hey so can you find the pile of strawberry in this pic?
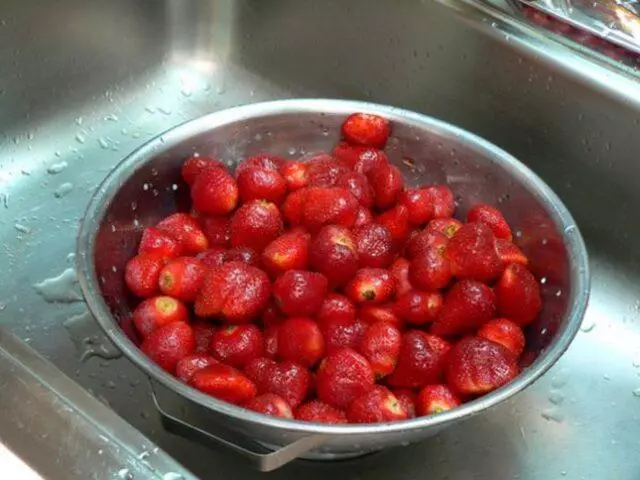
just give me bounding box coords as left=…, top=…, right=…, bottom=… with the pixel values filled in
left=124, top=112, right=542, bottom=424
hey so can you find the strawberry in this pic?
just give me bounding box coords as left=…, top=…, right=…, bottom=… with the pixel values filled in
left=359, top=303, right=402, bottom=329
left=229, top=200, right=283, bottom=252
left=358, top=321, right=402, bottom=378
left=194, top=262, right=271, bottom=324
left=261, top=230, right=310, bottom=278
left=425, top=218, right=462, bottom=239
left=244, top=357, right=277, bottom=386
left=393, top=290, right=443, bottom=326
left=191, top=364, right=257, bottom=404
left=156, top=213, right=209, bottom=255
left=347, top=386, right=408, bottom=423
left=353, top=206, right=374, bottom=228
left=211, top=325, right=264, bottom=367
left=317, top=293, right=357, bottom=325
left=277, top=317, right=325, bottom=367
left=387, top=331, right=450, bottom=389
left=196, top=247, right=227, bottom=268
left=306, top=154, right=350, bottom=187
left=181, top=155, right=226, bottom=185
left=316, top=348, right=375, bottom=409
left=141, top=322, right=195, bottom=374
left=308, top=225, right=358, bottom=287
left=158, top=257, right=206, bottom=302
left=282, top=188, right=309, bottom=226
left=336, top=172, right=375, bottom=208
left=295, top=400, right=347, bottom=424
left=332, top=142, right=370, bottom=169
left=409, top=246, right=452, bottom=291
left=446, top=222, right=502, bottom=282
left=224, top=246, right=260, bottom=267
left=399, top=188, right=434, bottom=225
left=320, top=317, right=368, bottom=354
left=257, top=360, right=312, bottom=408
left=376, top=204, right=411, bottom=248
left=495, top=239, right=528, bottom=267
left=138, top=227, right=183, bottom=258
left=272, top=270, right=328, bottom=317
left=301, top=187, right=359, bottom=232
left=198, top=215, right=230, bottom=248
left=494, top=264, right=542, bottom=326
left=406, top=230, right=449, bottom=259
left=176, top=354, right=219, bottom=383
left=444, top=336, right=518, bottom=396
left=279, top=161, right=309, bottom=191
left=125, top=252, right=166, bottom=298
left=243, top=393, right=293, bottom=418
left=416, top=385, right=461, bottom=415
left=422, top=185, right=455, bottom=219
left=478, top=318, right=526, bottom=356
left=341, top=112, right=390, bottom=148
left=192, top=320, right=216, bottom=354
left=353, top=149, right=390, bottom=176
left=369, top=163, right=404, bottom=210
left=237, top=166, right=287, bottom=204
left=191, top=167, right=239, bottom=216
left=344, top=268, right=397, bottom=305
left=354, top=223, right=394, bottom=268
left=132, top=296, right=188, bottom=337
left=467, top=204, right=512, bottom=241
left=263, top=326, right=279, bottom=359
left=393, top=389, right=417, bottom=418
left=431, top=280, right=496, bottom=337
left=389, top=258, right=413, bottom=296
left=235, top=154, right=284, bottom=176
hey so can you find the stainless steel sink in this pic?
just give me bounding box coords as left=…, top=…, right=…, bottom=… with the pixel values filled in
left=1, top=0, right=640, bottom=478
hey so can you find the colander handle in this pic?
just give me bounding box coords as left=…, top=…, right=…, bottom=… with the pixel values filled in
left=150, top=383, right=329, bottom=472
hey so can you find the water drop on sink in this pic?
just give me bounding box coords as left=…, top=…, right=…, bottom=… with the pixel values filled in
left=117, top=468, right=134, bottom=480
left=47, top=161, right=68, bottom=174
left=181, top=87, right=192, bottom=97
left=158, top=106, right=172, bottom=115
left=14, top=223, right=30, bottom=234
left=54, top=182, right=74, bottom=198
left=63, top=310, right=122, bottom=362
left=75, top=133, right=85, bottom=144
left=580, top=320, right=596, bottom=333
left=541, top=408, right=564, bottom=423
left=34, top=268, right=82, bottom=303
left=98, top=137, right=109, bottom=149
left=163, top=473, right=185, bottom=480
left=548, top=392, right=564, bottom=405
left=632, top=388, right=640, bottom=397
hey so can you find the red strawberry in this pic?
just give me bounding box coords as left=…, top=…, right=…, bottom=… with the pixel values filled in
left=263, top=326, right=279, bottom=359
left=243, top=393, right=293, bottom=418
left=423, top=185, right=455, bottom=219
left=320, top=317, right=368, bottom=354
left=317, top=293, right=356, bottom=325
left=354, top=223, right=394, bottom=268
left=446, top=222, right=502, bottom=282
left=196, top=247, right=227, bottom=268
left=445, top=336, right=518, bottom=395
left=192, top=320, right=216, bottom=354
left=495, top=239, right=528, bottom=267
left=406, top=230, right=449, bottom=259
left=156, top=213, right=209, bottom=255
left=262, top=230, right=310, bottom=277
left=347, top=386, right=408, bottom=423
left=125, top=253, right=166, bottom=298
left=139, top=227, right=183, bottom=258
left=306, top=154, right=350, bottom=187
left=336, top=172, right=374, bottom=208
left=211, top=325, right=264, bottom=367
left=273, top=270, right=328, bottom=317
left=191, top=364, right=257, bottom=404
left=277, top=317, right=325, bottom=367
left=431, top=280, right=496, bottom=336
left=235, top=154, right=284, bottom=176
left=261, top=301, right=285, bottom=328
left=425, top=218, right=462, bottom=239
left=237, top=166, right=287, bottom=204
left=359, top=303, right=402, bottom=329
left=332, top=142, right=370, bottom=169
left=279, top=161, right=309, bottom=191
left=399, top=188, right=434, bottom=225
left=141, top=322, right=195, bottom=374
left=181, top=155, right=226, bottom=185
left=224, top=246, right=260, bottom=267
left=387, top=331, right=450, bottom=389
left=344, top=268, right=397, bottom=305
left=416, top=385, right=461, bottom=415
left=389, top=258, right=413, bottom=296
left=369, top=163, right=404, bottom=210
left=229, top=200, right=283, bottom=252
left=244, top=357, right=277, bottom=386
left=194, top=262, right=271, bottom=324
left=308, top=225, right=358, bottom=287
left=301, top=187, right=359, bottom=232
left=494, top=264, right=542, bottom=326
left=316, top=348, right=375, bottom=409
left=295, top=400, right=347, bottom=424
left=258, top=360, right=312, bottom=408
left=132, top=296, right=188, bottom=337
left=393, top=290, right=443, bottom=326
left=158, top=257, right=206, bottom=302
left=358, top=321, right=402, bottom=378
left=467, top=204, right=512, bottom=241
left=393, top=389, right=417, bottom=418
left=478, top=318, right=526, bottom=356
left=341, top=113, right=391, bottom=148
left=409, top=246, right=451, bottom=291
left=376, top=204, right=411, bottom=248
left=176, top=354, right=219, bottom=383
left=353, top=206, right=374, bottom=228
left=282, top=188, right=309, bottom=226
left=198, top=215, right=230, bottom=248
left=353, top=149, right=390, bottom=176
left=191, top=167, right=239, bottom=216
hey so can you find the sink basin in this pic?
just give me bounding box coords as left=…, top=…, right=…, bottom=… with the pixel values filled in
left=1, top=0, right=639, bottom=478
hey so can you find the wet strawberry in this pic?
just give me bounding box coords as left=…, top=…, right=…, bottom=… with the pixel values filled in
left=393, top=290, right=443, bottom=326
left=317, top=293, right=357, bottom=325
left=258, top=360, right=312, bottom=408
left=235, top=154, right=285, bottom=176
left=158, top=257, right=206, bottom=302
left=224, top=246, right=260, bottom=267
left=354, top=223, right=395, bottom=268
left=345, top=268, right=397, bottom=305
left=176, top=354, right=219, bottom=383
left=423, top=185, right=455, bottom=219
left=446, top=222, right=502, bottom=282
left=495, top=264, right=542, bottom=326
left=237, top=166, right=287, bottom=204
left=336, top=172, right=375, bottom=208
left=309, top=225, right=358, bottom=287
left=320, top=317, right=368, bottom=354
left=387, top=331, right=450, bottom=389
left=341, top=113, right=390, bottom=148
left=409, top=246, right=451, bottom=291
left=389, top=258, right=413, bottom=296
left=181, top=155, right=226, bottom=185
left=431, top=280, right=496, bottom=337
left=261, top=231, right=310, bottom=277
left=192, top=320, right=216, bottom=354
left=393, top=389, right=417, bottom=418
left=399, top=188, right=434, bottom=225
left=369, top=163, right=404, bottom=210
left=353, top=149, right=390, bottom=176
left=244, top=357, right=277, bottom=386
left=425, top=218, right=462, bottom=239
left=132, top=296, right=189, bottom=337
left=229, top=200, right=283, bottom=252
left=376, top=204, right=411, bottom=248
left=316, top=348, right=375, bottom=409
left=332, top=142, right=371, bottom=169
left=306, top=154, right=350, bottom=187
left=282, top=187, right=309, bottom=226
left=445, top=336, right=518, bottom=396
left=191, top=364, right=257, bottom=404
left=141, top=322, right=195, bottom=374
left=273, top=270, right=328, bottom=317
left=416, top=385, right=461, bottom=415
left=406, top=230, right=449, bottom=259
left=195, top=262, right=271, bottom=324
left=358, top=321, right=402, bottom=378
left=198, top=215, right=230, bottom=248
left=243, top=393, right=293, bottom=418
left=301, top=187, right=359, bottom=232
left=196, top=247, right=227, bottom=268
left=191, top=167, right=239, bottom=216
left=125, top=252, right=166, bottom=298
left=359, top=303, right=402, bottom=329
left=295, top=400, right=347, bottom=424
left=279, top=161, right=309, bottom=191
left=211, top=325, right=264, bottom=367
left=467, top=204, right=512, bottom=241
left=156, top=213, right=209, bottom=255
left=277, top=317, right=325, bottom=367
left=478, top=318, right=526, bottom=356
left=495, top=239, right=528, bottom=267
left=138, top=227, right=183, bottom=258
left=353, top=206, right=374, bottom=228
left=347, top=386, right=408, bottom=423
left=261, top=301, right=285, bottom=328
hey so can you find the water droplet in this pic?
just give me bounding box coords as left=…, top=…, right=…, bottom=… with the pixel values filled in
left=555, top=289, right=563, bottom=297
left=54, top=182, right=74, bottom=198
left=540, top=277, right=547, bottom=284
left=632, top=388, right=640, bottom=397
left=75, top=133, right=86, bottom=144
left=158, top=106, right=172, bottom=115
left=163, top=473, right=185, bottom=480
left=548, top=392, right=564, bottom=405
left=47, top=161, right=68, bottom=174
left=14, top=223, right=31, bottom=234
left=564, top=225, right=577, bottom=234
left=580, top=321, right=596, bottom=333
left=98, top=137, right=110, bottom=149
left=104, top=113, right=119, bottom=122
left=63, top=311, right=122, bottom=362
left=541, top=408, right=564, bottom=423
left=181, top=87, right=192, bottom=97
left=118, top=468, right=134, bottom=480
left=138, top=451, right=150, bottom=461
left=34, top=268, right=82, bottom=303
left=145, top=106, right=156, bottom=114
left=603, top=374, right=611, bottom=381
left=288, top=147, right=297, bottom=156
